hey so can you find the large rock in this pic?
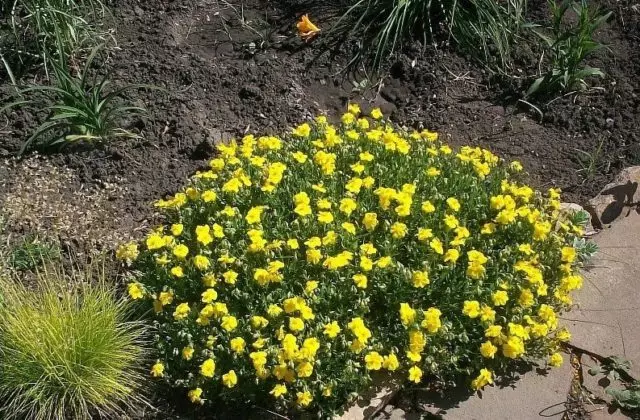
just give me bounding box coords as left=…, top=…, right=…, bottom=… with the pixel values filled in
left=587, top=166, right=640, bottom=229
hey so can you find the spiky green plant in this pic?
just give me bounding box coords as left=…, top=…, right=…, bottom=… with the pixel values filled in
left=330, top=0, right=528, bottom=73
left=0, top=260, right=150, bottom=420
left=3, top=44, right=149, bottom=154
left=1, top=0, right=111, bottom=78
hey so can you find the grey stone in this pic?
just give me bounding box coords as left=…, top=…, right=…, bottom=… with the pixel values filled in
left=587, top=166, right=640, bottom=228
left=133, top=5, right=144, bottom=17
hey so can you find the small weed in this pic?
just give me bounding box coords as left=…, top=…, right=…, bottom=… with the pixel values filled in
left=7, top=235, right=60, bottom=271
left=574, top=137, right=609, bottom=183
left=588, top=356, right=640, bottom=413
left=527, top=0, right=612, bottom=96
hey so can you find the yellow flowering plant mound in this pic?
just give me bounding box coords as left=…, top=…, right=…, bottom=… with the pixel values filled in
left=120, top=105, right=589, bottom=416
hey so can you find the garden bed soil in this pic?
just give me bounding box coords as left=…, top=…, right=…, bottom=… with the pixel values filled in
left=1, top=0, right=639, bottom=250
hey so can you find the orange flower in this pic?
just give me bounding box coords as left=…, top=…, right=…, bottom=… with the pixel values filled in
left=297, top=14, right=320, bottom=41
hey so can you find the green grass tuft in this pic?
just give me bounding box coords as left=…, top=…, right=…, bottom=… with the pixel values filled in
left=331, top=0, right=527, bottom=74
left=0, top=261, right=150, bottom=420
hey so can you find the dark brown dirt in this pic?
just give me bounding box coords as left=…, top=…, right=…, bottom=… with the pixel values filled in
left=1, top=0, right=639, bottom=249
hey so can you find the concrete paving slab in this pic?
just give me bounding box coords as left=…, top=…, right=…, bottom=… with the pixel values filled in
left=568, top=211, right=640, bottom=378
left=434, top=362, right=573, bottom=420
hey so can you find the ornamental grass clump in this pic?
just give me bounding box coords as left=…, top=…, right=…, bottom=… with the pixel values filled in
left=0, top=263, right=149, bottom=420
left=121, top=106, right=588, bottom=416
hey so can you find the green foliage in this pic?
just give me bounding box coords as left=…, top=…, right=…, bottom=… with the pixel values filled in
left=0, top=262, right=149, bottom=420
left=120, top=107, right=585, bottom=415
left=0, top=0, right=111, bottom=79
left=3, top=45, right=148, bottom=155
left=331, top=0, right=527, bottom=73
left=7, top=235, right=60, bottom=271
left=588, top=356, right=640, bottom=412
left=527, top=0, right=612, bottom=96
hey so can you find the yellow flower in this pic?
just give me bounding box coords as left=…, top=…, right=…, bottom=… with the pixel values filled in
left=348, top=103, right=361, bottom=115
left=376, top=256, right=393, bottom=268
left=170, top=266, right=184, bottom=278
left=305, top=280, right=319, bottom=294
left=317, top=211, right=334, bottom=224
left=221, top=315, right=238, bottom=332
left=230, top=337, right=246, bottom=353
left=492, top=290, right=509, bottom=306
left=471, top=368, right=493, bottom=390
left=371, top=107, right=383, bottom=119
left=127, top=282, right=144, bottom=300
left=296, top=390, right=313, bottom=407
left=481, top=223, right=496, bottom=234
left=416, top=228, right=433, bottom=242
left=399, top=303, right=416, bottom=326
left=246, top=206, right=266, bottom=224
left=352, top=273, right=368, bottom=289
left=364, top=351, right=384, bottom=370
left=270, top=384, right=288, bottom=398
left=408, top=366, right=423, bottom=383
left=173, top=302, right=190, bottom=320
left=390, top=222, right=408, bottom=239
left=293, top=123, right=312, bottom=137
left=556, top=328, right=571, bottom=342
left=200, top=358, right=216, bottom=377
left=173, top=244, right=189, bottom=259
left=201, top=190, right=217, bottom=203
left=444, top=248, right=460, bottom=264
left=323, top=321, right=341, bottom=338
left=188, top=387, right=203, bottom=403
left=462, top=300, right=480, bottom=318
left=341, top=112, right=355, bottom=125
left=201, top=288, right=218, bottom=303
left=292, top=151, right=308, bottom=163
left=421, top=307, right=442, bottom=333
left=222, top=370, right=238, bottom=388
left=426, top=167, right=440, bottom=177
left=383, top=353, right=400, bottom=371
left=446, top=197, right=461, bottom=212
left=116, top=242, right=139, bottom=263
left=502, top=336, right=525, bottom=359
left=150, top=361, right=164, bottom=377
left=182, top=346, right=194, bottom=360
left=223, top=270, right=238, bottom=284
left=289, top=317, right=305, bottom=332
left=549, top=352, right=564, bottom=367
left=341, top=222, right=356, bottom=235
left=561, top=246, right=576, bottom=263
left=430, top=238, right=444, bottom=255
left=339, top=198, right=357, bottom=215
left=518, top=289, right=535, bottom=307
left=480, top=341, right=497, bottom=358
left=444, top=214, right=459, bottom=229
left=362, top=212, right=379, bottom=231
left=296, top=361, right=314, bottom=378
left=411, top=270, right=430, bottom=288
left=193, top=255, right=210, bottom=271
left=146, top=234, right=165, bottom=250
left=195, top=225, right=213, bottom=245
